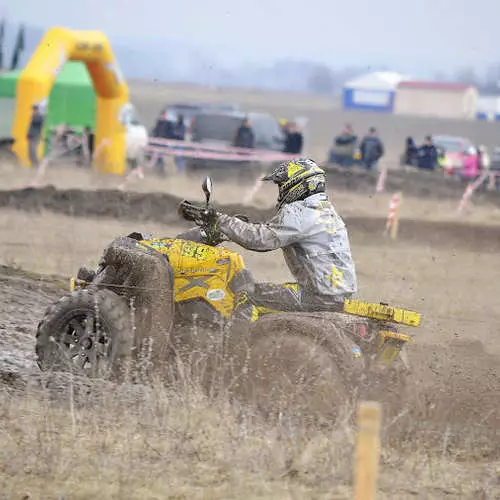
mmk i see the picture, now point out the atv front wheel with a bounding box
[36,289,133,379]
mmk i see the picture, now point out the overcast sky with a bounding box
[3,0,499,74]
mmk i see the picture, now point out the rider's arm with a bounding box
[217,209,304,251]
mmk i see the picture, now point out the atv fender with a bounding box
[96,236,176,373]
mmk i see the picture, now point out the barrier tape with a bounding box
[457,171,491,213]
[375,164,388,193]
[384,192,401,237]
[148,137,265,155]
[145,145,297,163]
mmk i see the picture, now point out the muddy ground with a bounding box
[0,188,499,440]
[0,160,499,496]
[1,182,500,253]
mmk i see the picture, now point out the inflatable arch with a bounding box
[12,27,129,175]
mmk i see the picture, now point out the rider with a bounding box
[180,158,358,321]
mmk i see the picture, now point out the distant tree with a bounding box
[307,64,336,94]
[433,71,448,82]
[10,24,25,70]
[482,64,500,94]
[454,66,478,85]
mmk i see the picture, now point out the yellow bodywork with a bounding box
[138,237,246,319]
[344,299,421,327]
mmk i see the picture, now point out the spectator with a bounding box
[417,136,438,170]
[490,147,500,190]
[151,111,175,175]
[27,104,44,168]
[234,117,255,149]
[152,111,175,139]
[331,123,358,167]
[359,127,384,170]
[82,126,95,165]
[403,136,418,166]
[477,145,490,171]
[283,121,303,154]
[278,118,288,134]
[172,114,187,172]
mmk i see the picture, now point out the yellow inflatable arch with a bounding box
[12,27,129,175]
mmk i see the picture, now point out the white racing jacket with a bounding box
[217,193,357,300]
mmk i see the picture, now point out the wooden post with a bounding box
[354,401,382,500]
[487,172,496,191]
[384,192,402,239]
[390,193,401,240]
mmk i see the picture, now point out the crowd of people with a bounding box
[24,101,499,192]
[401,135,496,177]
[150,112,304,153]
[150,110,187,174]
[329,123,499,187]
[329,124,385,170]
[26,104,96,168]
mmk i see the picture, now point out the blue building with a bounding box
[342,72,406,113]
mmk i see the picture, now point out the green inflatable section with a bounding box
[0,61,96,153]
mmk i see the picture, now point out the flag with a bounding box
[10,24,25,71]
[0,19,5,71]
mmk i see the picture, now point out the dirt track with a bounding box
[1,184,500,254]
[0,161,500,495]
[0,262,499,461]
[2,82,500,496]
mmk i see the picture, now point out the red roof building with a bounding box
[394,80,478,120]
[397,81,475,92]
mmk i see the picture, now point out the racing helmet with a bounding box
[262,158,327,209]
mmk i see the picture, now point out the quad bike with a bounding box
[35,176,421,413]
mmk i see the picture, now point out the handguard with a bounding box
[178,200,218,226]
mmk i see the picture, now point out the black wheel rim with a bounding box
[49,310,113,377]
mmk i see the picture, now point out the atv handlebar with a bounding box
[177,200,214,226]
[178,200,251,247]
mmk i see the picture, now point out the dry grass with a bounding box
[1,364,498,500]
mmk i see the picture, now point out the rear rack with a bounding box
[343,299,421,327]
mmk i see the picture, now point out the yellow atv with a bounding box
[35,177,421,410]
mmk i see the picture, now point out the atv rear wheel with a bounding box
[232,313,365,421]
[36,289,133,379]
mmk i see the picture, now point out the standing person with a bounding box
[172,114,187,172]
[233,117,255,149]
[330,123,358,166]
[403,136,418,166]
[82,126,95,166]
[359,127,384,170]
[417,136,438,170]
[477,145,490,172]
[283,121,303,154]
[27,104,44,168]
[151,111,175,175]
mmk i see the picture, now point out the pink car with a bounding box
[433,135,480,179]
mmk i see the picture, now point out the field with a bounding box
[128,81,500,163]
[0,83,500,499]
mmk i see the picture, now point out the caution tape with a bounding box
[145,138,298,163]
